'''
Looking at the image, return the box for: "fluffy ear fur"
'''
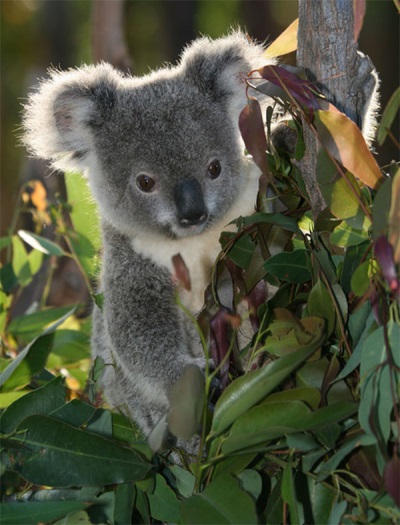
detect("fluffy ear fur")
[22,63,122,173]
[180,32,272,126]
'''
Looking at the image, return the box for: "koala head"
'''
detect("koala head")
[23,32,269,240]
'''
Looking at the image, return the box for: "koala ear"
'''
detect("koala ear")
[22,63,122,173]
[180,31,271,123]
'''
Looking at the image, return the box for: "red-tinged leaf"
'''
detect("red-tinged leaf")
[254,65,320,113]
[239,97,269,177]
[384,455,400,507]
[172,253,191,291]
[244,280,267,331]
[209,308,231,388]
[264,18,298,58]
[314,109,384,190]
[375,235,400,300]
[353,0,366,41]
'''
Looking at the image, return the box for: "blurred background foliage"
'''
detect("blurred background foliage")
[1,0,398,243]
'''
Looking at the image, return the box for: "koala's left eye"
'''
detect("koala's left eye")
[207,159,221,180]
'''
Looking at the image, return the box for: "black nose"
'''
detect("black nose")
[173,179,208,227]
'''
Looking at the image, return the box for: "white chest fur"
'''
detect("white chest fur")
[131,163,260,313]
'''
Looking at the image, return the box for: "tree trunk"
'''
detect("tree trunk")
[91,0,132,73]
[297,0,379,217]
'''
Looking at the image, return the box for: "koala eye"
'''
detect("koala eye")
[207,159,221,180]
[136,174,155,193]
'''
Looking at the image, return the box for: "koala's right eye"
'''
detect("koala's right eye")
[136,174,155,193]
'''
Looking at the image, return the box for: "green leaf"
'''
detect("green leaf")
[0,501,89,525]
[170,465,195,498]
[53,510,92,525]
[282,463,302,524]
[0,334,55,392]
[315,436,360,481]
[50,399,96,427]
[237,469,262,501]
[359,323,399,444]
[341,240,370,295]
[264,249,312,283]
[351,259,372,297]
[65,172,101,251]
[147,474,181,524]
[307,477,337,525]
[307,279,335,336]
[65,172,100,281]
[224,233,256,269]
[6,414,153,487]
[330,220,369,247]
[18,230,66,257]
[212,329,324,436]
[377,87,400,146]
[7,306,75,340]
[327,499,348,525]
[0,376,66,434]
[236,212,301,234]
[11,236,32,287]
[222,401,357,454]
[114,483,136,525]
[180,474,258,525]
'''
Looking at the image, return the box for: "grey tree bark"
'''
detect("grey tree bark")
[297,0,379,217]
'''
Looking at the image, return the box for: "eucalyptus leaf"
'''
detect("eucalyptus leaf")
[212,330,324,436]
[180,474,258,525]
[264,249,312,284]
[147,474,181,524]
[18,230,66,257]
[0,376,66,434]
[222,401,357,454]
[7,415,153,487]
[0,501,89,525]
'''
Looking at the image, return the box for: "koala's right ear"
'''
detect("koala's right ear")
[22,63,123,173]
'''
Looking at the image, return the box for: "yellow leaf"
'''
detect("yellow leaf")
[264,18,298,58]
[388,167,400,263]
[315,109,384,190]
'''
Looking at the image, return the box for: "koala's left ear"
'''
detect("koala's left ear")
[180,31,271,122]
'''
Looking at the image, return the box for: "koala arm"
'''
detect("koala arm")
[99,225,204,395]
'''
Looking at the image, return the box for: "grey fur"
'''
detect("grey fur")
[22,33,273,449]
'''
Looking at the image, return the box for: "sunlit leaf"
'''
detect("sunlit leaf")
[265,18,298,58]
[314,109,383,190]
[18,230,65,257]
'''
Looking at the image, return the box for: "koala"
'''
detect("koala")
[22,32,274,452]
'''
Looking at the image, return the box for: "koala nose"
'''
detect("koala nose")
[174,179,208,227]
